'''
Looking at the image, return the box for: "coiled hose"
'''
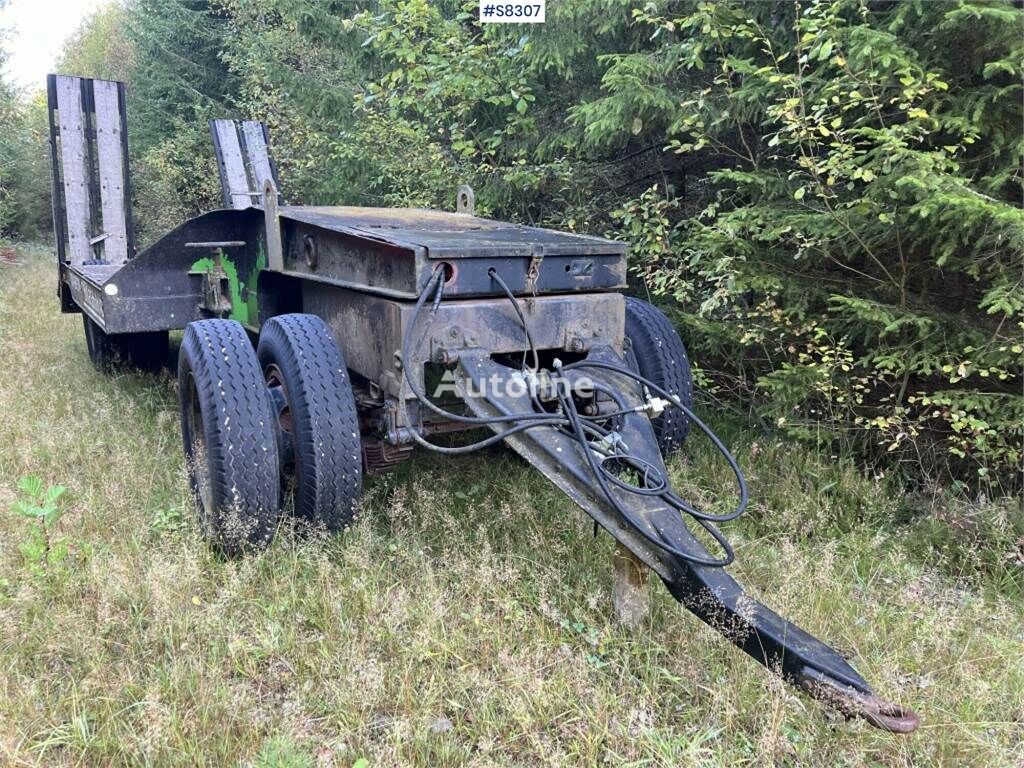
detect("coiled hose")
[397,266,749,567]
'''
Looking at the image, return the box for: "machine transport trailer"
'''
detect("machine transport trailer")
[45,73,920,734]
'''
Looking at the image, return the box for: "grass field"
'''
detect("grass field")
[1,244,1022,767]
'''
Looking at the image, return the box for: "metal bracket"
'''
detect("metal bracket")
[563,317,604,353]
[186,241,244,317]
[430,325,483,365]
[564,332,586,353]
[526,246,544,295]
[456,185,475,215]
[263,179,284,271]
[200,272,234,317]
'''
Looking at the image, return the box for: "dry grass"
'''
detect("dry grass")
[0,244,1022,767]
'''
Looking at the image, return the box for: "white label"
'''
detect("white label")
[479,0,545,23]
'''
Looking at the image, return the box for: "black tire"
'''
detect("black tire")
[624,297,694,455]
[257,314,363,531]
[83,314,168,372]
[178,319,280,554]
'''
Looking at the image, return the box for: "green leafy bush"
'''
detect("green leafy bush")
[0,88,50,238]
[586,0,1023,485]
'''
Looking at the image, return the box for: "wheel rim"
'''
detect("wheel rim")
[185,372,214,526]
[265,364,297,493]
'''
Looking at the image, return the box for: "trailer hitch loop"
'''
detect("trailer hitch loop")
[799,667,920,733]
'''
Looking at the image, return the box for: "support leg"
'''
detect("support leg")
[613,544,650,629]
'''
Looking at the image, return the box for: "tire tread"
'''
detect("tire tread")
[624,296,694,454]
[178,319,279,553]
[258,314,362,530]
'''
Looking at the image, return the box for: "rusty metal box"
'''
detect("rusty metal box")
[278,206,628,299]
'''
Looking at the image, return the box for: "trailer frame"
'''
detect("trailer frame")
[45,73,920,734]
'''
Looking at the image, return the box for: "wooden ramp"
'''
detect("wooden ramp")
[210,119,282,209]
[47,74,134,266]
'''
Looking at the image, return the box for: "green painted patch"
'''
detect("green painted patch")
[189,244,267,329]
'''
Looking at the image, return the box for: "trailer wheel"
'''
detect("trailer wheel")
[178,319,280,555]
[257,314,363,531]
[624,297,693,455]
[83,315,168,372]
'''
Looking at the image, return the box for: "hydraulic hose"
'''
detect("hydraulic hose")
[397,265,749,565]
